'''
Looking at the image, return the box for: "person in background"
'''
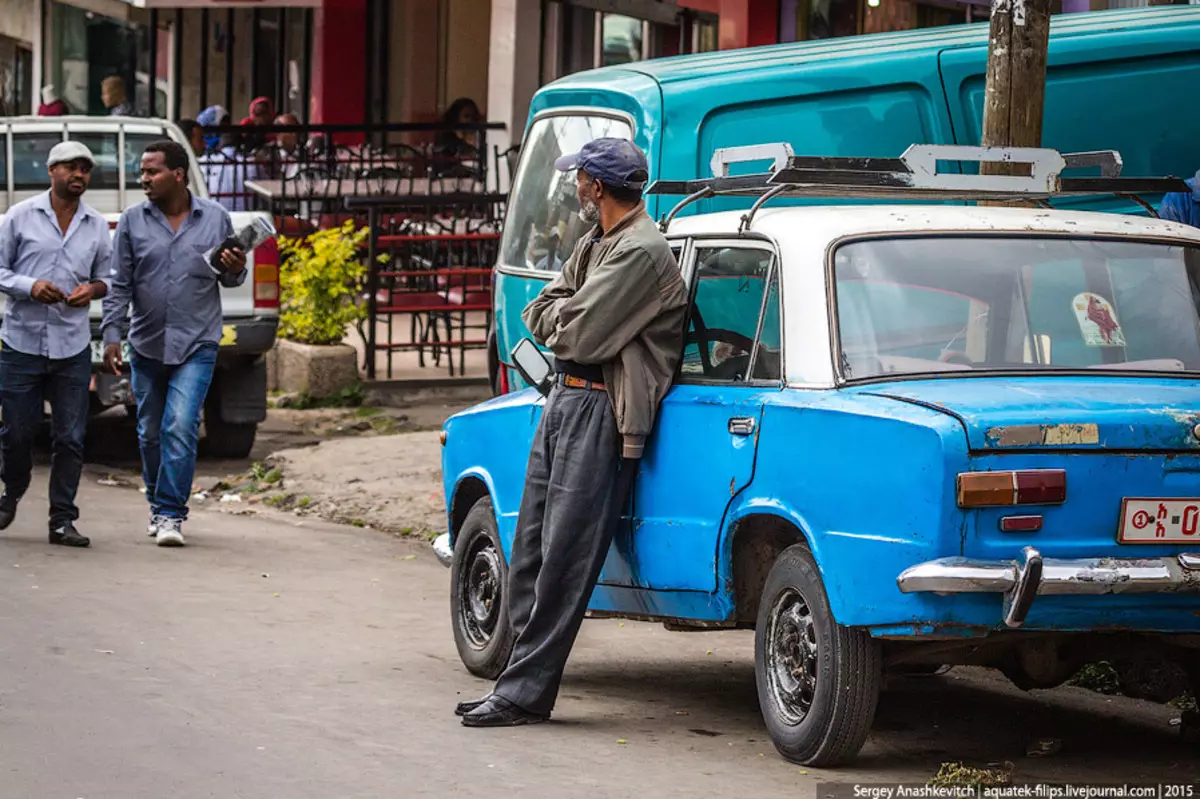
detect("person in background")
[196,105,229,153]
[1159,169,1200,228]
[240,97,275,152]
[0,142,112,548]
[101,76,134,116]
[432,97,482,179]
[37,86,71,116]
[101,140,247,548]
[269,113,303,179]
[202,132,260,212]
[178,119,206,158]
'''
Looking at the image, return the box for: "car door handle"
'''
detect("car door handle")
[729,417,756,436]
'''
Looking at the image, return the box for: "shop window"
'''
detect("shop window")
[601,14,644,66]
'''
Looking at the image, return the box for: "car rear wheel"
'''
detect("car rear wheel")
[755,543,882,767]
[450,496,514,679]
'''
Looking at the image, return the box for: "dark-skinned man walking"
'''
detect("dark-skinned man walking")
[0,142,112,547]
[101,141,246,548]
[457,138,688,727]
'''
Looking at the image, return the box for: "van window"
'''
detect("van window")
[499,114,633,273]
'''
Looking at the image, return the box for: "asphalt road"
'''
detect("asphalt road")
[1,471,1197,799]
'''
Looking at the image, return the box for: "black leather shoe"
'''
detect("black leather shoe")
[49,524,90,548]
[0,495,18,531]
[461,695,548,727]
[455,694,492,716]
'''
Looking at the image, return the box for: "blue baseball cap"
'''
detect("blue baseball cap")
[554,138,649,190]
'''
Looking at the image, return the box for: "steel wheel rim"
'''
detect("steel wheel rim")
[766,586,819,726]
[458,532,502,649]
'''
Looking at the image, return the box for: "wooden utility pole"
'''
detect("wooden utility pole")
[979,0,1054,176]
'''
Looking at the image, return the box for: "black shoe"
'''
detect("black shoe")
[461,695,548,728]
[455,694,491,716]
[49,523,90,548]
[0,494,18,531]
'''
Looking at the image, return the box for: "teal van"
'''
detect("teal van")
[488,5,1200,394]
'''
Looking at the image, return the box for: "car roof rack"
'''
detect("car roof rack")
[648,143,1191,233]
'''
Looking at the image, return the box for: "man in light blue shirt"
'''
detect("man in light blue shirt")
[101,140,246,547]
[0,141,112,548]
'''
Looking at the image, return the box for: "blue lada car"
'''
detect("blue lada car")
[435,146,1200,767]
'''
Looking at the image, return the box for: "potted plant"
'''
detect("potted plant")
[270,220,376,399]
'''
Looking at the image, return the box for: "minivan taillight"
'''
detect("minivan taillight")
[956,470,1066,508]
[253,238,280,309]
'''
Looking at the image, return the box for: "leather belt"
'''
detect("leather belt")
[559,374,606,391]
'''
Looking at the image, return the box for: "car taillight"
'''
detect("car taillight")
[956,470,1066,508]
[253,238,280,309]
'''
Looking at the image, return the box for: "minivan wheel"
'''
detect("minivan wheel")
[755,543,882,767]
[450,496,514,680]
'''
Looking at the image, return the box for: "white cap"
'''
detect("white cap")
[47,141,96,169]
[41,85,58,105]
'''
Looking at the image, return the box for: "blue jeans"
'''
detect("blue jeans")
[130,344,218,521]
[0,345,92,527]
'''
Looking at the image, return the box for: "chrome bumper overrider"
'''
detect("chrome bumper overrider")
[897,548,1200,629]
[433,533,454,568]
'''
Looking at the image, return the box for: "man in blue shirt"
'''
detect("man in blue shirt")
[101,140,247,547]
[0,141,112,547]
[1159,169,1200,228]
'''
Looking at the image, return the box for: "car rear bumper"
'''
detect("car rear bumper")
[219,317,278,357]
[898,547,1200,629]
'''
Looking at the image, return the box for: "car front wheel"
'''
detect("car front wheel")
[755,543,882,767]
[450,496,514,680]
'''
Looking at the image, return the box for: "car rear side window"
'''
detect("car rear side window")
[11,132,63,190]
[499,113,634,273]
[681,246,781,382]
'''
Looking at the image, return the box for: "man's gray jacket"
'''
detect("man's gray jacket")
[523,202,688,459]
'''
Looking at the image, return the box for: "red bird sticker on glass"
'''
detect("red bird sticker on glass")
[1072,292,1126,347]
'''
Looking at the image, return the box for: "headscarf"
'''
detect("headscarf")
[196,105,228,152]
[240,96,275,126]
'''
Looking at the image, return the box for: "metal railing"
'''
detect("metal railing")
[347,192,508,380]
[194,121,513,228]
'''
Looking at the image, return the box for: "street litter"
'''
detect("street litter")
[221,493,242,503]
[1026,739,1062,758]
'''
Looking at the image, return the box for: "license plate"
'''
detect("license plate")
[1117,498,1200,543]
[90,341,132,365]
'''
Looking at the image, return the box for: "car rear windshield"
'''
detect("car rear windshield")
[498,113,634,272]
[833,236,1200,380]
[10,131,172,191]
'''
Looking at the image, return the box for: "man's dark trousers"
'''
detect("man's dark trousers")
[492,380,634,716]
[0,346,91,527]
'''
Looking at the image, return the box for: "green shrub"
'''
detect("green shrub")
[278,221,383,346]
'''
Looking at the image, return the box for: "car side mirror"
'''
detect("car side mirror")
[511,337,553,396]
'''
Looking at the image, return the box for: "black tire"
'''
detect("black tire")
[203,393,258,459]
[754,543,883,767]
[450,496,514,679]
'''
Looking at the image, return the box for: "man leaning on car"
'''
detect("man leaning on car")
[456,137,689,727]
[0,142,112,548]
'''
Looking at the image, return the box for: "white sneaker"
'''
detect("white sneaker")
[155,517,185,547]
[148,513,162,537]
